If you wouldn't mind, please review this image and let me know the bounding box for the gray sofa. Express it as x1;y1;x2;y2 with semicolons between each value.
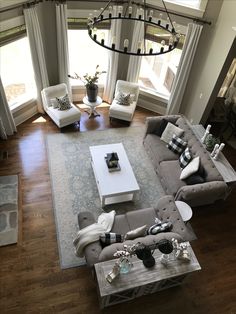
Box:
143;115;228;207
78;195;196;268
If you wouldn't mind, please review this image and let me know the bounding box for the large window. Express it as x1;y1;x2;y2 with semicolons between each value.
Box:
0;37;36;108
68;29;109;86
138;26;185;98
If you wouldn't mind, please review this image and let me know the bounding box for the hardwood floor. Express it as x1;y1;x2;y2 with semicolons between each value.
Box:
0;107;235;314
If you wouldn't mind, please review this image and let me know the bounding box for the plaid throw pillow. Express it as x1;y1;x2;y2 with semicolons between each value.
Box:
167;134;187;154
100;233;124;246
115;92;131;106
179;147;192;169
56;94;72;110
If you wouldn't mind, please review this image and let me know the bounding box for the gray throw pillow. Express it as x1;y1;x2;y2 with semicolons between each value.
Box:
160;122;184;144
124;225;147;240
56;94;72;110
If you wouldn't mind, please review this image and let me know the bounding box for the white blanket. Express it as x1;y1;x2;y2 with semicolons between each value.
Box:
73;210;116;257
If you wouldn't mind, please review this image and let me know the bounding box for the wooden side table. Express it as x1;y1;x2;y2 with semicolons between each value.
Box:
95;242;201;309
83;96;102;118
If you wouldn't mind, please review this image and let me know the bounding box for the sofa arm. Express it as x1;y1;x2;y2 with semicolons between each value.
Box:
175;181;228;207
154;195;195;241
78;211;103;268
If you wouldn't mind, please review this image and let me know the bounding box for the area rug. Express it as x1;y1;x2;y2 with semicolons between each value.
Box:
46;127;166;269
0;175;18;246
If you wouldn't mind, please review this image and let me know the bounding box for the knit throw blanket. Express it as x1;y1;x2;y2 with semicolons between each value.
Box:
73;210;115;257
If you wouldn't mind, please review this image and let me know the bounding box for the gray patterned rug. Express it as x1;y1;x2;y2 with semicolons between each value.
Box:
46;127;165;269
0;175;18;246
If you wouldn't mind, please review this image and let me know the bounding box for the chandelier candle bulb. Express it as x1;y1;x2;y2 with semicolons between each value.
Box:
93;28;97;40
149;9;153;21
108;5;112;18
128;6;132;17
101;32;105;45
118;6;122;17
124;39;129;52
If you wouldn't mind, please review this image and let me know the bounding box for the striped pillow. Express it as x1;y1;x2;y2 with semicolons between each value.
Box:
100;233;124;246
167;134;187;154
56;94;72;110
179;147;192;169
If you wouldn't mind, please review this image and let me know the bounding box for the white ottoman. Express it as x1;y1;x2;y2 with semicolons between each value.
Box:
175;201;193;223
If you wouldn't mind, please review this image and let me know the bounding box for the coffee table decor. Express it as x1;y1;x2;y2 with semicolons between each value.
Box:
105;151;120;172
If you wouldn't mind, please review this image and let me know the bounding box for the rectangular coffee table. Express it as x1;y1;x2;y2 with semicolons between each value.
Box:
95;242;201;309
89;143;140;207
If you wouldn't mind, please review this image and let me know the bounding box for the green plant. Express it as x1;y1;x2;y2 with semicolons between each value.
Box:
68;65;106;88
205;134;220;151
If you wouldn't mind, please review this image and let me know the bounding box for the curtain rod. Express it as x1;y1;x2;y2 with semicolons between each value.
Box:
0;0;211;25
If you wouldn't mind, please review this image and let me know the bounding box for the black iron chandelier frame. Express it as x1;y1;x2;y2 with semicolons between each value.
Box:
87;0;180;56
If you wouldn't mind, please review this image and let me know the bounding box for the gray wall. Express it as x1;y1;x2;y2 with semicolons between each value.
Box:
180;0;236;124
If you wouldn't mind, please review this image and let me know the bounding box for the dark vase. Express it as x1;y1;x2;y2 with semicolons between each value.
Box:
86;84;98;102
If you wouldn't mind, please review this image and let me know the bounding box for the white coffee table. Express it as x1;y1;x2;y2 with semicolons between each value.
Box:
83;96;102;118
175;201;193;222
89;143;140;207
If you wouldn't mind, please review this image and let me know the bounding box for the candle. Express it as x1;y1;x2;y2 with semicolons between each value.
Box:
138;41;142;49
213;143;225;160
149;10;153;18
206;124;211;132
109;5;112;17
201;130;209;144
128;6;132;15
124;39;129;48
211;144;219;157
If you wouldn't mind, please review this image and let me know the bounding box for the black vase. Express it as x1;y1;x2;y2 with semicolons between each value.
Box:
86;84;98;102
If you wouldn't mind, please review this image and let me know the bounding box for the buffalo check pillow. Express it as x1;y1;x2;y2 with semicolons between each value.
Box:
179;147;192;169
167;134;187;154
100;233;124;246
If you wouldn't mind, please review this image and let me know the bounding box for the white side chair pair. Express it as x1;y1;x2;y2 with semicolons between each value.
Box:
109;80;140;122
41;83;81;128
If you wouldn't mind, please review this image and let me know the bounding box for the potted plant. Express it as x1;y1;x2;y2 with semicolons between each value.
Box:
68;65;106;102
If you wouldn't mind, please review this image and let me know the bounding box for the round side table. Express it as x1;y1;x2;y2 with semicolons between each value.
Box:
83;96;102;118
175;201;193;223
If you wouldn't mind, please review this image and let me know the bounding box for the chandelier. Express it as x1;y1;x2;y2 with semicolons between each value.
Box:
87;0;181;56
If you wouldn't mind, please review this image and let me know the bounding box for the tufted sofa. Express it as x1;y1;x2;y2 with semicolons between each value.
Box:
78;195;196;268
143;115;228;207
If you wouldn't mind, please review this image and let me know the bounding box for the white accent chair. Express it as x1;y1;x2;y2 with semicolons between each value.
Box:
109;80;140;122
41;83;81;128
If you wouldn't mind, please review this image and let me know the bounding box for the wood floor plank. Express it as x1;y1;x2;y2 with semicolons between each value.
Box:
0;107;235;314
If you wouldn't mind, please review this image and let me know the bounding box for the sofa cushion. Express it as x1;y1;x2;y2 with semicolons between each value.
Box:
144;134;178;166
125;207;157;230
159;160;186;196
161;122;184;144
111;214;130;234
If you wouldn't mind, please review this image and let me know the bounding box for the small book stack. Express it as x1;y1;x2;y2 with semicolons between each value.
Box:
105;152;121;172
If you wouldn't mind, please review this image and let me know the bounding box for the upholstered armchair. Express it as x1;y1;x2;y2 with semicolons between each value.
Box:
41;83;81;128
109;80;140;122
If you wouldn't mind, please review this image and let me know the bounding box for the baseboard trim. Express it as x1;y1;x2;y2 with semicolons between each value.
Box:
14;105;38;126
138;98;167;115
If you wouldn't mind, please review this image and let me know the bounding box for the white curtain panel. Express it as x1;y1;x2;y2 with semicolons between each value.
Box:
166;23;203;115
24;5;49;113
126;10;144;83
103;6;122;103
0;77;17;139
56;3;71;97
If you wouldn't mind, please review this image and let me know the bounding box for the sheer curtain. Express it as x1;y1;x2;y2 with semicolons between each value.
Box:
166;23;203;115
56;2;71;97
0;77;16;139
24;5;49;113
103;6;122;103
126;9;144;82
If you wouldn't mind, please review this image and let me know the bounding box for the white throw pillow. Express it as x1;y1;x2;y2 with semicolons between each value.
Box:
124;225;147;240
50;98;59;108
180;156;200;180
161;122;184;144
